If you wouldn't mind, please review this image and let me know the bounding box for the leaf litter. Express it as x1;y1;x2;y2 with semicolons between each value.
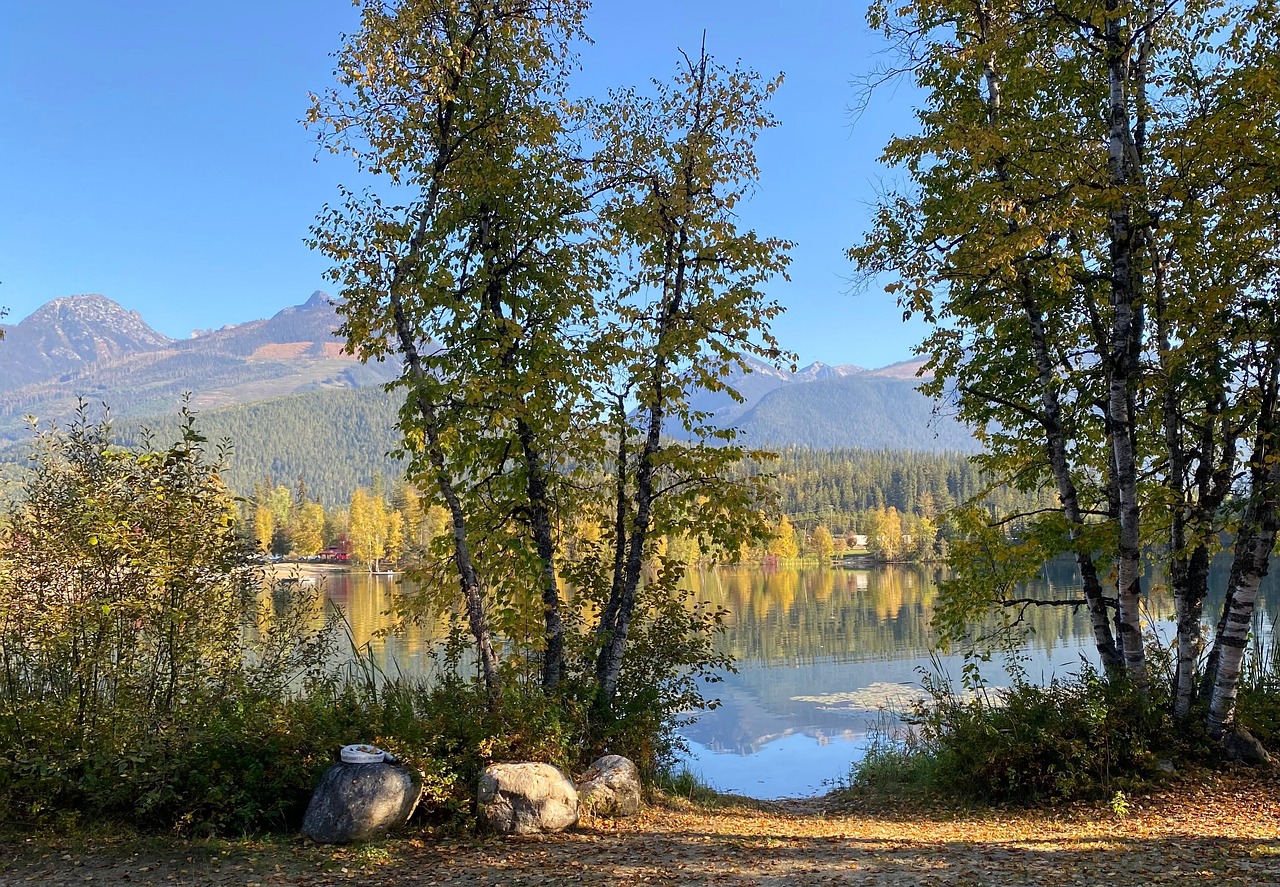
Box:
1;771;1276;886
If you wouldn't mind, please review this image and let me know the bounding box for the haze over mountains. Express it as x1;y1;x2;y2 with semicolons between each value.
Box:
0;293;979;458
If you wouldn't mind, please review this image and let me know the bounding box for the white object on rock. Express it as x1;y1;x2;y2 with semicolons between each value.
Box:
577;754;642;818
477;762;579;835
340;744;386;764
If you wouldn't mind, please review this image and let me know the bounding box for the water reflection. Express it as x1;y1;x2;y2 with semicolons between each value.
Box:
274;559;1276;799
681;566;1079;796
705;561;1168;664
679;559;1274;798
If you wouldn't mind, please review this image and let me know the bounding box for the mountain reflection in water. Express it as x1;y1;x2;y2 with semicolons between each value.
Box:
678;560;1276;799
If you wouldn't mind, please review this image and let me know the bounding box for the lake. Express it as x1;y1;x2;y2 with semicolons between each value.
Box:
303;559;1278;799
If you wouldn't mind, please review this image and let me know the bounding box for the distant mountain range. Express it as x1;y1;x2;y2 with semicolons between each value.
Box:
0;291;399;441
0;293;979;460
684;355;979;452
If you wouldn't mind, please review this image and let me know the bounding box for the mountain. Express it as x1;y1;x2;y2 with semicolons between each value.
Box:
683;356;870;428
734;375;978;451
0;291;978;492
682;355;979;452
0;291;400;441
0;294;173;390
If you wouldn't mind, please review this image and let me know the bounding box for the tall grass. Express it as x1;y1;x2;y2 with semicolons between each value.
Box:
1239;610;1280;747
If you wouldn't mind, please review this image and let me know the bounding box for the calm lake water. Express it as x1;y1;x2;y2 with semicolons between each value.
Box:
304;559;1279;799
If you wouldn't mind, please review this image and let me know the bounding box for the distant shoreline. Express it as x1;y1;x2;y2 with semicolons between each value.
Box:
265;561;352;579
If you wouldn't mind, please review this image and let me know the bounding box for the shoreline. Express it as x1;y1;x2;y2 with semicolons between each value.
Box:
266;561;354;578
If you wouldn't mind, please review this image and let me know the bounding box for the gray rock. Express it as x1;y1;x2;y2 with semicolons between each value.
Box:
1223;726;1273;767
477;763;578;835
302;761;422;844
577;754;642;818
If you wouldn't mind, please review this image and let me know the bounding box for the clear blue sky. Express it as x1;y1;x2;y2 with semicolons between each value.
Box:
0;1;928;368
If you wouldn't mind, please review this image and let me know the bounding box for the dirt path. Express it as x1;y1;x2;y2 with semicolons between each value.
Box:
3;773;1278;886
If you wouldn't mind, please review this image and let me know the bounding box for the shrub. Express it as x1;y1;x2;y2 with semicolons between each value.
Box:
0;408;342;832
1238;615;1280;749
847;664;1175;805
0;408;720;834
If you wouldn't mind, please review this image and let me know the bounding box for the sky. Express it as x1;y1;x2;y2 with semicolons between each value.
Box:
0;1;930;368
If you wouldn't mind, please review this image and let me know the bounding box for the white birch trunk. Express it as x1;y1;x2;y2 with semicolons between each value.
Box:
1104;0;1147;682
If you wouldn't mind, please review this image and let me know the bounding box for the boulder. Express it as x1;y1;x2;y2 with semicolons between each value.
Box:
477;762;578;835
302;760;422;844
1223;727;1273;767
577;754;642;818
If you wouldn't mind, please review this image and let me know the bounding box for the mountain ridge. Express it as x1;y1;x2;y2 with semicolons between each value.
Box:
0;292;976;455
681;353;975;452
0;291;399;441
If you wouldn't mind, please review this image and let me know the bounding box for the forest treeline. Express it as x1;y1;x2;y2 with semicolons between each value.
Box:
2;387;1057;568
741;447;1053;535
87;384;1000;510
53;388;1012;525
242;443;1067;568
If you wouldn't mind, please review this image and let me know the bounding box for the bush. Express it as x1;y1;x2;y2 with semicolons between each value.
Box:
1238;617;1280;750
0;408;344;832
847;665;1175;805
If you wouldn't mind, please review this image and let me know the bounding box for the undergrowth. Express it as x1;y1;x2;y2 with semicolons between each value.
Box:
843;631;1280;808
843;659;1178;805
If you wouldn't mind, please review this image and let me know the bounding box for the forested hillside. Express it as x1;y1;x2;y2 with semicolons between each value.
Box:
2;382;1026;543
118;387;406;504
146;397;1013;525
181;394;999;519
765;448;991;522
736;447;1055;542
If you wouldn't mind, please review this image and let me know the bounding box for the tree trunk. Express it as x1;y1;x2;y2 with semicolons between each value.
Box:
595;342;670;702
1020;282;1123;674
1155;253;1201;718
1161;340;1231;717
598;394;631;645
387;232;502;700
1104;0;1147;682
1205;500;1277;737
412;390;502;701
516;418;565;693
474;221;568;695
595;213;690;704
1206;360;1280;736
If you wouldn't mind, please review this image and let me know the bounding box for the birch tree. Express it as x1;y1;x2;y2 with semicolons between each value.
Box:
1188;2;1280;733
310;3;791;725
854;0;1132;673
349;486;389;570
307;0;592;699
855;0;1280;744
